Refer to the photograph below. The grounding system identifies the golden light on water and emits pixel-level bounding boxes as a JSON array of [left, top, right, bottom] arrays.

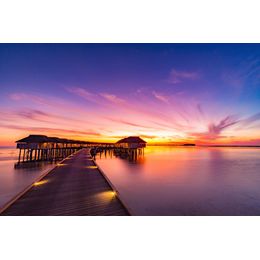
[[34, 180, 48, 186]]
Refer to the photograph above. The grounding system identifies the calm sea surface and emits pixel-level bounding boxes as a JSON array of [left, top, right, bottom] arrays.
[[96, 146, 260, 215], [0, 147, 55, 209], [1, 146, 260, 215]]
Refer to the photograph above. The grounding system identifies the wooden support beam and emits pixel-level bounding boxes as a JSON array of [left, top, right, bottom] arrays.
[[18, 149, 21, 163]]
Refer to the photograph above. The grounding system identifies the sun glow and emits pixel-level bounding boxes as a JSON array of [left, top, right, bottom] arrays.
[[1, 44, 260, 147]]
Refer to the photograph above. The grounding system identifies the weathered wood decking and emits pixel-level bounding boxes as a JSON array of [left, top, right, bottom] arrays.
[[1, 148, 129, 216]]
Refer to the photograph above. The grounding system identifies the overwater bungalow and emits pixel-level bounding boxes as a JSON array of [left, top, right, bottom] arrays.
[[15, 134, 146, 163], [16, 135, 50, 149], [15, 135, 90, 163], [116, 136, 146, 149]]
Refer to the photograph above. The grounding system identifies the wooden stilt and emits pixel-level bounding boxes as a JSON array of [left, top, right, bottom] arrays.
[[18, 149, 21, 163]]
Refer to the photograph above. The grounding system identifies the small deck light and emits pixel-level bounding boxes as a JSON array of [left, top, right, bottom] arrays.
[[95, 190, 117, 201], [85, 166, 98, 169], [34, 180, 48, 186], [57, 163, 67, 167]]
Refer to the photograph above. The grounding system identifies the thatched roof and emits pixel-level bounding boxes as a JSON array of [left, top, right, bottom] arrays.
[[116, 136, 146, 144], [16, 135, 50, 143], [16, 135, 85, 144], [16, 134, 106, 144]]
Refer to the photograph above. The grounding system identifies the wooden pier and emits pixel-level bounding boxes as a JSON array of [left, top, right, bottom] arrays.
[[1, 148, 130, 216], [15, 135, 147, 165], [15, 135, 116, 164]]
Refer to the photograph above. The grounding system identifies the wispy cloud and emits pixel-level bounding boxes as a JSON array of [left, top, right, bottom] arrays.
[[190, 115, 240, 140], [0, 124, 100, 137], [17, 109, 50, 120], [152, 91, 169, 104], [9, 93, 28, 101], [100, 93, 125, 104], [208, 116, 239, 136], [196, 104, 204, 117], [5, 87, 260, 146], [66, 87, 125, 105], [66, 87, 97, 103], [221, 57, 260, 94], [191, 111, 260, 141], [168, 69, 200, 84], [236, 112, 260, 129], [243, 112, 260, 124]]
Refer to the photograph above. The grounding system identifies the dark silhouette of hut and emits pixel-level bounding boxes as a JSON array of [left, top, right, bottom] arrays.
[[116, 136, 146, 149], [15, 135, 89, 163], [16, 135, 50, 149]]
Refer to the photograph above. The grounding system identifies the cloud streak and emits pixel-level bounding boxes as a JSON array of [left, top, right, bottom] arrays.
[[3, 87, 260, 145], [100, 93, 125, 104], [0, 124, 100, 137], [190, 115, 240, 140], [152, 91, 169, 104], [168, 69, 200, 84], [66, 87, 97, 103]]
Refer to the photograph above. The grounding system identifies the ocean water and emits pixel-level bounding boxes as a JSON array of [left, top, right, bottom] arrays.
[[0, 147, 55, 209], [95, 146, 260, 216]]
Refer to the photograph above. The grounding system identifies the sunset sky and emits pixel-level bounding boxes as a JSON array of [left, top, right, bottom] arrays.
[[1, 44, 260, 146]]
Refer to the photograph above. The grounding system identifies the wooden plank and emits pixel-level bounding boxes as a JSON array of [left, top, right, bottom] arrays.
[[1, 148, 129, 216]]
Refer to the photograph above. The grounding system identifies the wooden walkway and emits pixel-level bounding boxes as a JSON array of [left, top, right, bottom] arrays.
[[1, 149, 129, 216]]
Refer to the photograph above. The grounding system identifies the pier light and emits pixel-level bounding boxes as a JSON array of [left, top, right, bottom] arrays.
[[57, 163, 67, 167], [34, 180, 48, 186], [96, 190, 117, 201], [85, 166, 98, 169]]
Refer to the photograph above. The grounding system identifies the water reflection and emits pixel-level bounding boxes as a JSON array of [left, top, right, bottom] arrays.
[[0, 147, 57, 209], [14, 160, 56, 169], [96, 146, 260, 216], [94, 148, 145, 164]]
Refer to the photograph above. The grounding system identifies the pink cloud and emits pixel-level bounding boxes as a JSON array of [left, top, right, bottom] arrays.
[[152, 91, 169, 104], [5, 89, 260, 146], [100, 93, 125, 104], [66, 88, 125, 105], [0, 124, 100, 137], [9, 93, 28, 101], [190, 115, 240, 140], [66, 87, 97, 103]]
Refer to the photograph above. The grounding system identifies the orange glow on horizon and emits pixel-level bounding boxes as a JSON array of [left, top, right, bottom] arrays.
[[1, 92, 260, 147]]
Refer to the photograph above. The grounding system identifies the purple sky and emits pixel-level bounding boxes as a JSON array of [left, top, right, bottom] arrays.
[[0, 44, 260, 145]]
